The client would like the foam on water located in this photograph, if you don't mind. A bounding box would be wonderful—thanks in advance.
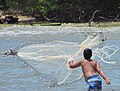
[0,25,120,37]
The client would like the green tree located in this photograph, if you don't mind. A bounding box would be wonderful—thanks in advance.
[0,0,120,22]
[0,0,8,13]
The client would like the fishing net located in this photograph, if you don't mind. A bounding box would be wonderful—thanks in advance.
[2,32,118,87]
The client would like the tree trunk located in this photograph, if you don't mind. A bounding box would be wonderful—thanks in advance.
[88,10,99,26]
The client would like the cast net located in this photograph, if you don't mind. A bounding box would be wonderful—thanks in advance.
[6,32,118,87]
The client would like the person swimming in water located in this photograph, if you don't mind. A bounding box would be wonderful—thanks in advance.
[68,48,110,91]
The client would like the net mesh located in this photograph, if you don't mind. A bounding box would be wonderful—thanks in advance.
[2,32,118,87]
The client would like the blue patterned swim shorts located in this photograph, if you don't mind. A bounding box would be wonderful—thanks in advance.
[87,75,102,91]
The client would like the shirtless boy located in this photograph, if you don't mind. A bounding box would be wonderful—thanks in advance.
[68,48,110,91]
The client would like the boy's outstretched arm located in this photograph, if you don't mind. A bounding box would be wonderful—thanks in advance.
[96,62,110,85]
[68,60,81,68]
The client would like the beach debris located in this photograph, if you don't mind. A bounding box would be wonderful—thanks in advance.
[0,15,18,24]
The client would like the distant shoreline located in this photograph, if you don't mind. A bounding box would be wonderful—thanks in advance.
[0,15,120,27]
[0,21,120,28]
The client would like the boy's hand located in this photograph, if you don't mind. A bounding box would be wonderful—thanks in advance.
[66,60,74,68]
[67,56,74,65]
[105,78,110,85]
[67,56,74,62]
[68,60,74,64]
[66,56,74,68]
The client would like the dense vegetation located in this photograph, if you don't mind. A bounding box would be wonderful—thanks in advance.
[0,0,120,23]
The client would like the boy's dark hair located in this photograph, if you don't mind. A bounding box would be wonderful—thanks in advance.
[83,48,92,60]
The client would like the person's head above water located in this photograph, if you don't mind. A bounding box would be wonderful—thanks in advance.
[83,48,92,60]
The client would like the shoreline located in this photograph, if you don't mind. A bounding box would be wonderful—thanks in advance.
[0,21,120,28]
[0,14,120,27]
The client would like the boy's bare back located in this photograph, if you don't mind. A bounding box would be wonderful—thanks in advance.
[79,60,100,81]
[69,59,100,81]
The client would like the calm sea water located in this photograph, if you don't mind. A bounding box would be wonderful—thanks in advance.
[0,26,120,91]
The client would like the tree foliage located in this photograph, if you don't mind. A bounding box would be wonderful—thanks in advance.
[0,0,120,22]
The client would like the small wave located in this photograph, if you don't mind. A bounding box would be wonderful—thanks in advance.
[0,25,120,37]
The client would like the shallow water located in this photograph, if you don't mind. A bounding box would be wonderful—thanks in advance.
[0,26,120,91]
